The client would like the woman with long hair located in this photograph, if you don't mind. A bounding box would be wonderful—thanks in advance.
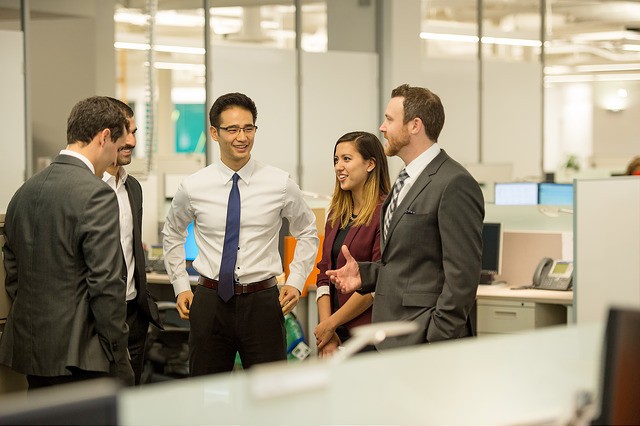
[314,131,390,357]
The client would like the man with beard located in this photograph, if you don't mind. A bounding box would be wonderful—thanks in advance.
[327,84,484,349]
[103,98,162,385]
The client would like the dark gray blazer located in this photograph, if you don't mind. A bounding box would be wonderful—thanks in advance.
[0,154,129,376]
[359,149,485,349]
[123,175,161,329]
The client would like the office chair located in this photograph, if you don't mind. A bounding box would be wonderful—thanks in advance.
[142,301,190,383]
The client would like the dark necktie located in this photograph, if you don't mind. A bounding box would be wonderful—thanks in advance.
[218,173,240,302]
[383,168,409,243]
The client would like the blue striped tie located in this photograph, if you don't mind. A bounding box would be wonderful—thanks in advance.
[218,173,240,302]
[383,168,409,243]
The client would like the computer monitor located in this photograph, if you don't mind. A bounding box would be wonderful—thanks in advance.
[480,222,502,284]
[494,182,538,205]
[538,182,574,206]
[0,378,118,424]
[593,307,640,424]
[184,221,198,262]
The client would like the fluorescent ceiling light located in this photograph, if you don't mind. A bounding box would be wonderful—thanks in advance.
[115,10,205,27]
[482,36,541,47]
[622,44,640,52]
[546,73,640,83]
[574,63,640,73]
[420,32,478,43]
[115,42,205,55]
[420,32,541,47]
[145,61,205,73]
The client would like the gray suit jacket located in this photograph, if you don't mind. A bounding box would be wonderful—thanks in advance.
[359,149,484,349]
[0,154,129,376]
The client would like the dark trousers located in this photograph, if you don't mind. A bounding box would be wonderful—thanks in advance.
[27,368,108,390]
[126,300,150,385]
[188,285,286,376]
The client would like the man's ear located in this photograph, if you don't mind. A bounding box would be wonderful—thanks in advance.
[409,117,423,135]
[210,126,219,142]
[99,128,111,146]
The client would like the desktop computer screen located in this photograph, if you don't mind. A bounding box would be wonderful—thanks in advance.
[538,183,574,206]
[184,222,199,276]
[480,222,502,284]
[494,182,538,205]
[185,221,198,262]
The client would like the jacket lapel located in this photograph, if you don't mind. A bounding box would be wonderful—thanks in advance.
[384,150,450,246]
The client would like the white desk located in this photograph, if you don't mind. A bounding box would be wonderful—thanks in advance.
[476,282,573,305]
[476,283,573,335]
[119,322,603,425]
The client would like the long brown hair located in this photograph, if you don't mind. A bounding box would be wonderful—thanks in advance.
[328,131,390,229]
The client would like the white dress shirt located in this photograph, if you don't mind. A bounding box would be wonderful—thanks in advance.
[395,143,441,206]
[103,167,137,302]
[162,158,319,297]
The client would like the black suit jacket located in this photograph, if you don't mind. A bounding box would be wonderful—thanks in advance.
[123,175,161,329]
[0,155,129,376]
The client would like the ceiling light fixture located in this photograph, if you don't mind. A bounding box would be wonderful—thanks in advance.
[115,41,205,55]
[545,73,640,83]
[420,32,541,47]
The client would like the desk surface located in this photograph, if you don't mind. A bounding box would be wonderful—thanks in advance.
[477,282,573,305]
[119,322,603,425]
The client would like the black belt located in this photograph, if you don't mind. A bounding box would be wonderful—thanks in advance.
[198,276,277,295]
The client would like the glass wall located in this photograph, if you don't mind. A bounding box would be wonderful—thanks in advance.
[419,0,640,183]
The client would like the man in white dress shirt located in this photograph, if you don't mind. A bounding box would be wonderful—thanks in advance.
[103,98,162,384]
[162,92,319,375]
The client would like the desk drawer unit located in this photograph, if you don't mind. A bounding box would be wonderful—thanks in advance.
[476,299,566,336]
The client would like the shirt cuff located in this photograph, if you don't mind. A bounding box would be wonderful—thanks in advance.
[315,285,330,301]
[173,278,192,297]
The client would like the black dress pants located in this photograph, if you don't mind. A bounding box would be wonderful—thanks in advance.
[126,300,150,385]
[188,285,286,376]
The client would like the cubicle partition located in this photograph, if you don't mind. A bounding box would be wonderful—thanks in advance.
[575,177,640,324]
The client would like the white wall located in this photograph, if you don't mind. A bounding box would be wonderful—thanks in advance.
[301,50,379,196]
[209,44,297,179]
[483,60,541,180]
[592,81,640,169]
[0,30,25,212]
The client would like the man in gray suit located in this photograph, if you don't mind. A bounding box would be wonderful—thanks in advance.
[328,84,484,349]
[0,96,134,388]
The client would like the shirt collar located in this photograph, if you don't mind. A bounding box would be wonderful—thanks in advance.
[404,143,441,179]
[102,167,128,187]
[60,149,95,174]
[216,157,255,185]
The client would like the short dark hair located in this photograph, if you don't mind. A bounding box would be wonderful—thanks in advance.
[67,96,128,145]
[209,92,258,128]
[391,84,445,142]
[106,97,134,119]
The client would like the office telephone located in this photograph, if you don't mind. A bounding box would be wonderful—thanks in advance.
[531,257,573,291]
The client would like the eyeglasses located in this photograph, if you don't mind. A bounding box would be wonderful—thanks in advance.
[217,125,258,136]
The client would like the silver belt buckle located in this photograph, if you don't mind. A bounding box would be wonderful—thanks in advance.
[240,283,250,294]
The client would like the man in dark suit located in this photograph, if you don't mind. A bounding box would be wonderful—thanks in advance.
[328,84,485,349]
[103,98,162,385]
[0,96,134,388]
